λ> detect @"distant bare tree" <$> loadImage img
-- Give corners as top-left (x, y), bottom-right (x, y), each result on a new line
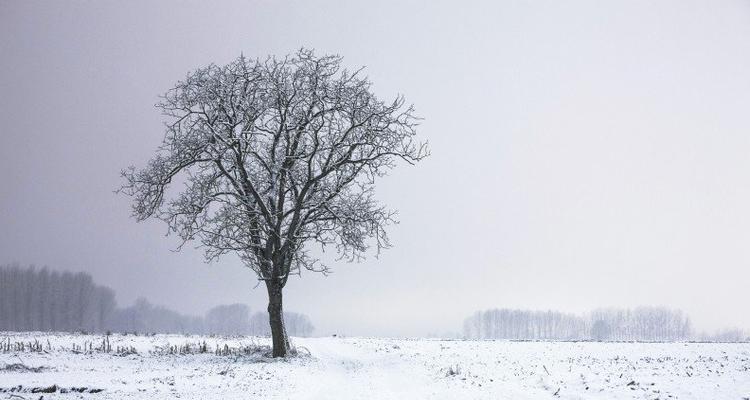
top-left (120, 49), bottom-right (427, 356)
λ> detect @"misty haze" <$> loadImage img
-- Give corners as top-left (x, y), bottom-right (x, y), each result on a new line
top-left (1, 1), bottom-right (749, 399)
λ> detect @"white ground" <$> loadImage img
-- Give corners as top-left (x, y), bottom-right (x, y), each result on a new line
top-left (1, 332), bottom-right (749, 399)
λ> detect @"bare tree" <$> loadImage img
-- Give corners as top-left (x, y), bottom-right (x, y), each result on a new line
top-left (120, 49), bottom-right (427, 357)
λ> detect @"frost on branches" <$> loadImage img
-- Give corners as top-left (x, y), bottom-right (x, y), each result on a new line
top-left (120, 49), bottom-right (427, 357)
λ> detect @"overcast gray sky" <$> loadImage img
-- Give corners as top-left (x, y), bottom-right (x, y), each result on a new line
top-left (2, 0), bottom-right (749, 337)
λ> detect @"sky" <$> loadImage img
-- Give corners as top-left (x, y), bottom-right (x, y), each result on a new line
top-left (1, 0), bottom-right (750, 337)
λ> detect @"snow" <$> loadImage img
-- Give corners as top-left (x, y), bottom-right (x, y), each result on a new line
top-left (1, 332), bottom-right (749, 399)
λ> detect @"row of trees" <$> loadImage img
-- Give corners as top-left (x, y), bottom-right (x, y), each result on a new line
top-left (114, 299), bottom-right (314, 336)
top-left (0, 264), bottom-right (314, 336)
top-left (0, 264), bottom-right (116, 332)
top-left (698, 328), bottom-right (749, 342)
top-left (589, 307), bottom-right (692, 341)
top-left (463, 307), bottom-right (741, 342)
top-left (463, 309), bottom-right (589, 341)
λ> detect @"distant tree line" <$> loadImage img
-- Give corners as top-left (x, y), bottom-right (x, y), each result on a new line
top-left (464, 307), bottom-right (748, 342)
top-left (0, 264), bottom-right (314, 337)
top-left (698, 328), bottom-right (748, 342)
top-left (247, 310), bottom-right (314, 337)
top-left (588, 307), bottom-right (692, 341)
top-left (0, 264), bottom-right (116, 332)
top-left (113, 298), bottom-right (314, 336)
top-left (463, 309), bottom-right (587, 341)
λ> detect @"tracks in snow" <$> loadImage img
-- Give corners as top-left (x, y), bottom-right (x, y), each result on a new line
top-left (290, 339), bottom-right (434, 400)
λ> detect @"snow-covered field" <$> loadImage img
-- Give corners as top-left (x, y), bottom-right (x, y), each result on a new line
top-left (1, 333), bottom-right (748, 399)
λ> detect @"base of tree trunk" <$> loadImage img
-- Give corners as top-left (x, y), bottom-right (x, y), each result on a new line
top-left (266, 281), bottom-right (290, 357)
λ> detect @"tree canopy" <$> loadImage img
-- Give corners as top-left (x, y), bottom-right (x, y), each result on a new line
top-left (121, 49), bottom-right (427, 283)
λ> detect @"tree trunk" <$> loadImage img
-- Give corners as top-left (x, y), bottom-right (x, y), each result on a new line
top-left (266, 280), bottom-right (290, 357)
